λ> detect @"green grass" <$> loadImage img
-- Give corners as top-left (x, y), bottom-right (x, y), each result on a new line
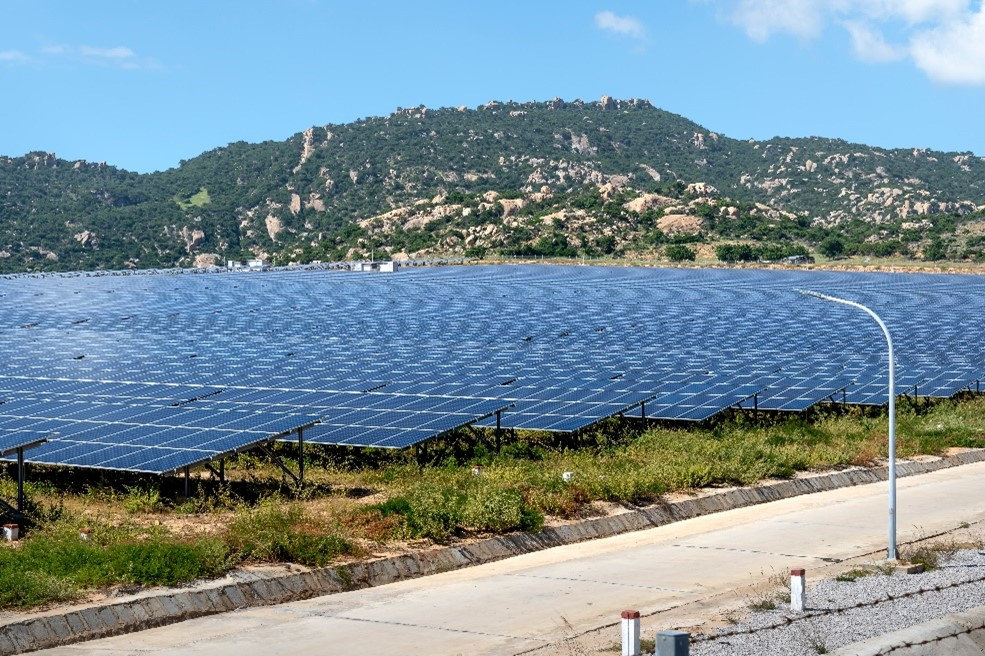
top-left (174, 187), bottom-right (211, 209)
top-left (0, 522), bottom-right (228, 607)
top-left (352, 397), bottom-right (985, 524)
top-left (0, 502), bottom-right (359, 609)
top-left (3, 395), bottom-right (984, 610)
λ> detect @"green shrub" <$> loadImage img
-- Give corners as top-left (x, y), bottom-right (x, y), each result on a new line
top-left (369, 478), bottom-right (543, 542)
top-left (122, 485), bottom-right (166, 514)
top-left (665, 244), bottom-right (696, 262)
top-left (226, 501), bottom-right (357, 567)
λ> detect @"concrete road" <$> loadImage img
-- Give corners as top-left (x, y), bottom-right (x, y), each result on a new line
top-left (37, 461), bottom-right (985, 656)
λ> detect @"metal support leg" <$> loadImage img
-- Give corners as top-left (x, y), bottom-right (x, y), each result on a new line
top-left (183, 466), bottom-right (190, 497)
top-left (16, 448), bottom-right (24, 518)
top-left (494, 410), bottom-right (502, 452)
top-left (641, 401), bottom-right (646, 420)
top-left (219, 458), bottom-right (225, 484)
top-left (297, 428), bottom-right (305, 486)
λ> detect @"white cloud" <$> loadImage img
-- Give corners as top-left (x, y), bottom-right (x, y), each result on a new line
top-left (595, 10), bottom-right (646, 40)
top-left (732, 0), bottom-right (826, 41)
top-left (0, 49), bottom-right (31, 63)
top-left (716, 0), bottom-right (985, 84)
top-left (843, 20), bottom-right (905, 61)
top-left (38, 43), bottom-right (157, 69)
top-left (79, 45), bottom-right (136, 59)
top-left (910, 8), bottom-right (985, 83)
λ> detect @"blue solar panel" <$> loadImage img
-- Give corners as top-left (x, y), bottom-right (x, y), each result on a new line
top-left (0, 264), bottom-right (981, 468)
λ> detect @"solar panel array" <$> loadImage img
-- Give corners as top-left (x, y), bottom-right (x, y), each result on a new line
top-left (0, 264), bottom-right (982, 474)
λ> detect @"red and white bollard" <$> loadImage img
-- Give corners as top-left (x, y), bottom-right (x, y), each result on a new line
top-left (621, 610), bottom-right (641, 656)
top-left (790, 568), bottom-right (806, 612)
top-left (2, 524), bottom-right (19, 542)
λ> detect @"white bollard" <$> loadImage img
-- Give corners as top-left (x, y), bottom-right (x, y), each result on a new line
top-left (2, 524), bottom-right (19, 542)
top-left (621, 610), bottom-right (641, 656)
top-left (562, 471), bottom-right (574, 483)
top-left (790, 568), bottom-right (806, 612)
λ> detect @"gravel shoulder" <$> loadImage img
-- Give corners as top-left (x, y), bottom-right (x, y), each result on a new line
top-left (691, 547), bottom-right (985, 656)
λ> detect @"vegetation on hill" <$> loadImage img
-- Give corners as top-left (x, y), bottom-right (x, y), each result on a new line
top-left (2, 97), bottom-right (985, 272)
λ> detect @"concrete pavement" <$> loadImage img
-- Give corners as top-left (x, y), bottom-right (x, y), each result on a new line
top-left (35, 460), bottom-right (985, 656)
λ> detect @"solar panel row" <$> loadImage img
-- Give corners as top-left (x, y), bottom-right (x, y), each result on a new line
top-left (0, 264), bottom-right (981, 474)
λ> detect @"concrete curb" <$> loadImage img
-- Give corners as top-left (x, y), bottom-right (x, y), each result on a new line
top-left (3, 449), bottom-right (984, 655)
top-left (831, 605), bottom-right (985, 655)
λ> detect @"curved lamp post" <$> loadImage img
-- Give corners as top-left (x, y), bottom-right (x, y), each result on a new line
top-left (800, 290), bottom-right (897, 560)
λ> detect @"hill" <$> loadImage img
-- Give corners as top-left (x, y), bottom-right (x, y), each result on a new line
top-left (2, 96), bottom-right (985, 272)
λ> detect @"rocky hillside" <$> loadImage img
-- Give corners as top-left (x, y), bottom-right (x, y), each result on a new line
top-left (2, 96), bottom-right (985, 272)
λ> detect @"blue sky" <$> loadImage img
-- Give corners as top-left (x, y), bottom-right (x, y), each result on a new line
top-left (2, 0), bottom-right (985, 173)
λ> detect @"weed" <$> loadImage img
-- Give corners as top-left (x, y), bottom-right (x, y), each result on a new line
top-left (122, 485), bottom-right (165, 514)
top-left (747, 598), bottom-right (777, 611)
top-left (366, 477), bottom-right (543, 542)
top-left (796, 616), bottom-right (829, 654)
top-left (226, 501), bottom-right (358, 567)
top-left (835, 568), bottom-right (873, 582)
top-left (902, 539), bottom-right (958, 571)
top-left (334, 565), bottom-right (354, 590)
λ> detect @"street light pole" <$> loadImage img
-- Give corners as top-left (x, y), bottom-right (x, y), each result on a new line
top-left (800, 290), bottom-right (897, 560)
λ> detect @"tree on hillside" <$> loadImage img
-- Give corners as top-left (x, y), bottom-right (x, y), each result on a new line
top-left (819, 237), bottom-right (845, 259)
top-left (923, 239), bottom-right (948, 261)
top-left (665, 244), bottom-right (696, 262)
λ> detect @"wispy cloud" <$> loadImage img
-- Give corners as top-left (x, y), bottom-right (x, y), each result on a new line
top-left (714, 0), bottom-right (985, 85)
top-left (38, 43), bottom-right (158, 70)
top-left (79, 45), bottom-right (136, 60)
top-left (0, 49), bottom-right (31, 64)
top-left (595, 10), bottom-right (646, 40)
top-left (843, 20), bottom-right (905, 62)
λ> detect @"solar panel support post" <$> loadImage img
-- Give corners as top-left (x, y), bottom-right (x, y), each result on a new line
top-left (494, 410), bottom-right (502, 452)
top-left (183, 467), bottom-right (190, 498)
top-left (297, 427), bottom-right (305, 487)
top-left (800, 290), bottom-right (897, 561)
top-left (16, 447), bottom-right (24, 520)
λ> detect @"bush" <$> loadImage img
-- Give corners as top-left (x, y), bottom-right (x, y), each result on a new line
top-left (226, 501), bottom-right (357, 567)
top-left (370, 478), bottom-right (543, 542)
top-left (715, 243), bottom-right (755, 262)
top-left (665, 244), bottom-right (696, 262)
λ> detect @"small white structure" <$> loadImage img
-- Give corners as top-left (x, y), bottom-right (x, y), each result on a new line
top-left (353, 260), bottom-right (397, 273)
top-left (2, 524), bottom-right (18, 542)
top-left (226, 259), bottom-right (270, 271)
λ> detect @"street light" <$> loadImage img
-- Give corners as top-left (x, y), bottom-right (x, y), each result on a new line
top-left (799, 290), bottom-right (897, 560)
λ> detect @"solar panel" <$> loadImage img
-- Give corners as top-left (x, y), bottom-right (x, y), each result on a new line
top-left (0, 264), bottom-right (982, 472)
top-left (0, 433), bottom-right (48, 458)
